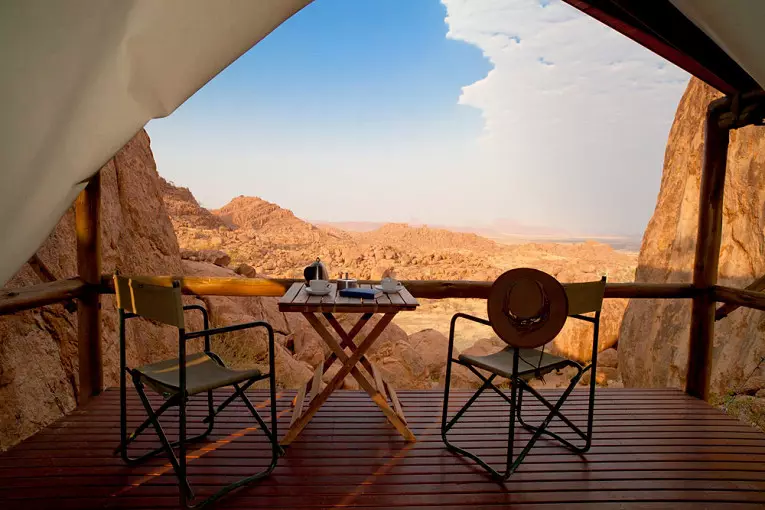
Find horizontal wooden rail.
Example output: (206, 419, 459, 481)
(97, 276, 493, 299)
(97, 275, 698, 301)
(715, 274, 765, 320)
(0, 278, 86, 315)
(713, 285, 765, 314)
(99, 275, 298, 297)
(603, 282, 699, 299)
(0, 278, 709, 317)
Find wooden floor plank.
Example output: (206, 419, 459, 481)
(0, 388, 763, 509)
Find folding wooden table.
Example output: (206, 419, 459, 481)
(278, 282, 419, 445)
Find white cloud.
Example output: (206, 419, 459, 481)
(441, 0, 689, 235)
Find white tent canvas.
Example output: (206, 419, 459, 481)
(0, 0, 310, 285)
(671, 0, 765, 91)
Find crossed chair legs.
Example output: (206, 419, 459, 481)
(116, 367, 282, 508)
(441, 345, 597, 480)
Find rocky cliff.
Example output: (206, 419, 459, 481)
(0, 130, 184, 450)
(0, 131, 317, 451)
(619, 78, 765, 395)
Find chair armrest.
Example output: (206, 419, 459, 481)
(183, 304, 210, 328)
(187, 321, 277, 375)
(450, 312, 491, 330)
(185, 320, 274, 340)
(447, 313, 492, 361)
(183, 304, 212, 350)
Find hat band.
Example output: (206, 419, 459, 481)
(504, 281, 551, 333)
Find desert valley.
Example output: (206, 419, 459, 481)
(160, 175, 636, 395)
(162, 176, 637, 357)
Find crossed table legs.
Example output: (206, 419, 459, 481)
(280, 312, 416, 445)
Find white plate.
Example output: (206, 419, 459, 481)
(305, 286, 332, 296)
(374, 284, 403, 294)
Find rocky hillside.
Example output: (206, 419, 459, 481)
(0, 132, 316, 450)
(169, 182, 636, 284)
(160, 177, 227, 230)
(162, 180, 638, 363)
(0, 131, 187, 450)
(620, 77, 765, 399)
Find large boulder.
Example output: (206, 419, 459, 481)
(234, 263, 258, 278)
(322, 363, 360, 390)
(441, 337, 507, 389)
(330, 314, 430, 389)
(180, 249, 231, 267)
(372, 340, 429, 390)
(292, 326, 330, 367)
(181, 260, 314, 388)
(619, 77, 765, 394)
(598, 348, 619, 369)
(409, 329, 454, 381)
(547, 299, 627, 362)
(335, 314, 409, 356)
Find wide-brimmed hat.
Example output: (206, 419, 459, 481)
(487, 268, 568, 349)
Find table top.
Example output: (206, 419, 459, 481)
(278, 282, 419, 313)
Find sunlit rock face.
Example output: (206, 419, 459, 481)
(0, 131, 315, 451)
(620, 78, 765, 395)
(0, 130, 183, 450)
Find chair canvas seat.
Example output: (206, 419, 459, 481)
(459, 347, 574, 381)
(137, 352, 263, 396)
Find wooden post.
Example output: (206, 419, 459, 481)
(687, 106, 729, 400)
(75, 171, 102, 404)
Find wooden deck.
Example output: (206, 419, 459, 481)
(0, 388, 764, 509)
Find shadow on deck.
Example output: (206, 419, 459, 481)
(0, 388, 764, 509)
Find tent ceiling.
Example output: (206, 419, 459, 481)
(564, 0, 762, 95)
(671, 0, 765, 95)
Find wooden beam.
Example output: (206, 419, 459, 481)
(603, 282, 698, 299)
(715, 273, 765, 320)
(0, 278, 87, 315)
(97, 276, 494, 299)
(99, 274, 297, 297)
(400, 280, 490, 299)
(713, 285, 765, 314)
(75, 172, 102, 404)
(27, 254, 57, 282)
(98, 275, 695, 301)
(687, 104, 729, 401)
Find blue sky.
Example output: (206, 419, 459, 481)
(148, 0, 688, 236)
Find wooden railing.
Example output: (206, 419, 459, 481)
(0, 278, 86, 315)
(2, 269, 764, 406)
(1, 277, 703, 316)
(0, 274, 749, 404)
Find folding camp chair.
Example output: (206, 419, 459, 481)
(441, 268, 606, 480)
(113, 275, 281, 508)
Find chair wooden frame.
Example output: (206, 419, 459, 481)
(441, 275, 606, 480)
(114, 277, 281, 508)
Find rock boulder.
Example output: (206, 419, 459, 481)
(619, 77, 765, 394)
(0, 130, 182, 450)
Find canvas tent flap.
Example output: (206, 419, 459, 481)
(670, 0, 765, 93)
(0, 0, 310, 285)
(563, 0, 762, 95)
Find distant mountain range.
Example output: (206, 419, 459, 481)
(312, 219, 642, 251)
